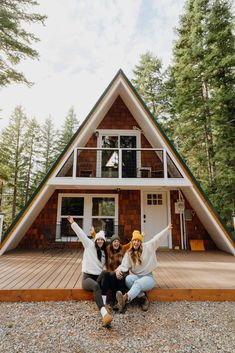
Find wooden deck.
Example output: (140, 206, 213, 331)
(0, 250, 234, 302)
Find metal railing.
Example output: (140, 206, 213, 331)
(57, 148, 182, 178)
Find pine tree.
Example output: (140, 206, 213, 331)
(0, 106, 27, 221)
(169, 0, 217, 190)
(56, 107, 79, 154)
(20, 118, 41, 205)
(205, 0, 235, 225)
(0, 0, 46, 86)
(132, 52, 163, 117)
(161, 0, 235, 226)
(37, 117, 58, 180)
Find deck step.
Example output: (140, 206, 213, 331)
(0, 288, 234, 302)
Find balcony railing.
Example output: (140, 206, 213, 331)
(57, 148, 183, 179)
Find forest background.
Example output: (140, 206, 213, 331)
(0, 0, 234, 237)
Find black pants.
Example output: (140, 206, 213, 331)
(98, 271, 126, 300)
(82, 273, 104, 310)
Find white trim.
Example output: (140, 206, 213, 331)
(142, 189, 171, 248)
(49, 177, 191, 188)
(167, 189, 172, 249)
(56, 193, 119, 241)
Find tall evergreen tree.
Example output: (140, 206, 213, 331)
(205, 0, 235, 225)
(0, 0, 46, 86)
(161, 0, 235, 225)
(56, 107, 79, 153)
(0, 106, 27, 221)
(132, 52, 163, 117)
(20, 118, 41, 205)
(37, 117, 58, 180)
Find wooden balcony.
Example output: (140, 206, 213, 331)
(0, 250, 234, 302)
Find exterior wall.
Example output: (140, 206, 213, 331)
(97, 96, 140, 130)
(170, 190, 217, 250)
(18, 189, 141, 249)
(18, 188, 216, 250)
(119, 190, 141, 242)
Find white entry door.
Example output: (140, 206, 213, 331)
(142, 191, 169, 247)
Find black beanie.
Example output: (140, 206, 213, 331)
(110, 234, 121, 244)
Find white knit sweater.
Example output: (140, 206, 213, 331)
(71, 222, 105, 275)
(117, 226, 169, 276)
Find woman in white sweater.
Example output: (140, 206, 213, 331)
(67, 216, 112, 327)
(115, 224, 172, 312)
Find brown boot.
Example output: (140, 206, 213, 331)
(102, 312, 112, 327)
(139, 294, 150, 311)
(116, 291, 128, 313)
(105, 304, 111, 314)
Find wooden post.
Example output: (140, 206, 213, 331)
(0, 212, 5, 243)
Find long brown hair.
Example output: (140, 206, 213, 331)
(129, 243, 143, 265)
(107, 243, 123, 271)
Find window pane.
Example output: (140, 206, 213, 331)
(92, 198, 115, 216)
(61, 197, 84, 216)
(101, 150, 119, 178)
(59, 218, 83, 238)
(102, 136, 118, 148)
(92, 218, 114, 238)
(120, 136, 136, 148)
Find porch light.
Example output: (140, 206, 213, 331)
(94, 130, 99, 138)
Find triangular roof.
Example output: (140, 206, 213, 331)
(1, 69, 234, 255)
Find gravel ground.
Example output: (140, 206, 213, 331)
(0, 300, 234, 353)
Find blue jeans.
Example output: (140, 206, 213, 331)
(125, 273, 155, 301)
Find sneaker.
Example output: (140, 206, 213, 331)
(102, 313, 112, 327)
(116, 291, 128, 313)
(139, 294, 150, 311)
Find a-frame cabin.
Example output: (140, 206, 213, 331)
(0, 70, 234, 256)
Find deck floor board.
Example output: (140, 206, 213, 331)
(0, 250, 234, 299)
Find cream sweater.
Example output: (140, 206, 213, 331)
(117, 226, 169, 276)
(71, 222, 105, 275)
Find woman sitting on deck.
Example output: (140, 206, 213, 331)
(97, 233, 130, 308)
(115, 224, 172, 312)
(67, 216, 112, 327)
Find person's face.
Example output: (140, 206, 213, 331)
(132, 239, 141, 250)
(112, 239, 120, 250)
(96, 238, 104, 248)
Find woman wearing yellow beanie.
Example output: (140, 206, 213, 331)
(115, 224, 172, 312)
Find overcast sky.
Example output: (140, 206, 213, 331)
(0, 0, 185, 131)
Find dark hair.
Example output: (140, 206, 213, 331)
(95, 240, 107, 263)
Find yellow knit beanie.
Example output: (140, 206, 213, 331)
(131, 230, 143, 242)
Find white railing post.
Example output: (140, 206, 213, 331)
(0, 212, 5, 244)
(72, 148, 78, 178)
(163, 149, 167, 179)
(119, 149, 122, 178)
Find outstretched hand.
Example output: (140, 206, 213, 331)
(168, 223, 173, 230)
(67, 216, 74, 224)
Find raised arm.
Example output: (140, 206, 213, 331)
(67, 216, 92, 248)
(147, 224, 172, 250)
